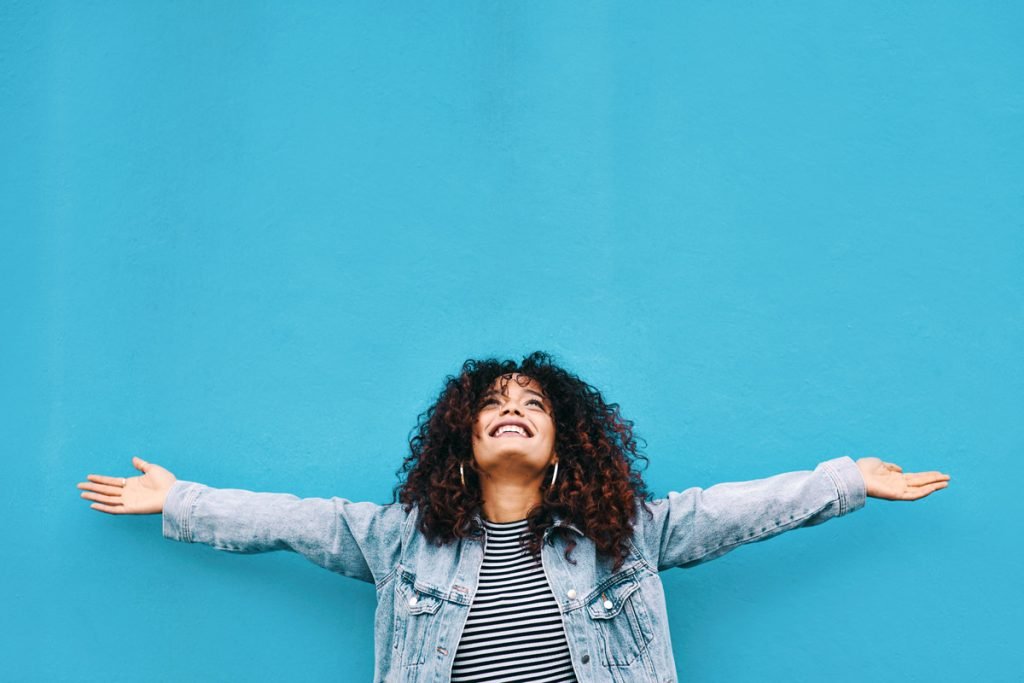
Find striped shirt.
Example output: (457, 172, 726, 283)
(451, 518, 578, 683)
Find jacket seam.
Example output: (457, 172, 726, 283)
(180, 484, 202, 543)
(376, 566, 398, 590)
(375, 504, 414, 589)
(401, 504, 416, 553)
(628, 537, 658, 575)
(329, 497, 342, 573)
(820, 461, 848, 516)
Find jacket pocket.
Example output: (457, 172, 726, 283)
(394, 572, 446, 668)
(586, 572, 656, 667)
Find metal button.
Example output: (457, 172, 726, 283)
(408, 596, 418, 607)
(603, 599, 613, 610)
(581, 654, 590, 664)
(566, 589, 577, 599)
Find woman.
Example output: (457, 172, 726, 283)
(77, 351, 950, 682)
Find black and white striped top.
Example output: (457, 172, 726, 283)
(451, 518, 578, 683)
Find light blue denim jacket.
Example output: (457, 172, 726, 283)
(163, 456, 866, 682)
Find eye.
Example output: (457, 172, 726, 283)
(527, 399, 546, 408)
(481, 398, 499, 407)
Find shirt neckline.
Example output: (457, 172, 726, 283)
(482, 517, 529, 527)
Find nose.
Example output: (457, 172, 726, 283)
(501, 403, 524, 416)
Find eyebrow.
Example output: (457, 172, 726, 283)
(483, 389, 550, 403)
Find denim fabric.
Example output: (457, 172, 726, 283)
(163, 456, 866, 682)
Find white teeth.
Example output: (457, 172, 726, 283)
(496, 425, 527, 436)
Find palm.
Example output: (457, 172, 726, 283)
(856, 457, 950, 501)
(77, 457, 177, 514)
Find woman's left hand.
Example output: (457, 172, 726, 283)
(856, 457, 951, 500)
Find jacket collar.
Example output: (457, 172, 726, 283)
(470, 509, 583, 537)
(551, 512, 584, 536)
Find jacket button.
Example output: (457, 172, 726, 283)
(566, 589, 577, 599)
(603, 599, 613, 610)
(581, 654, 590, 664)
(408, 596, 418, 607)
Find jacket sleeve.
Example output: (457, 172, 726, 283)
(635, 456, 867, 571)
(161, 481, 410, 585)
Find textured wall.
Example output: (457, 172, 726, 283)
(2, 2, 1020, 681)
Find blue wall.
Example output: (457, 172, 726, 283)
(3, 2, 1020, 681)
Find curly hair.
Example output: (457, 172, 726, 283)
(392, 351, 652, 572)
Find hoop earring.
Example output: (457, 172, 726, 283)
(460, 463, 466, 488)
(550, 460, 559, 487)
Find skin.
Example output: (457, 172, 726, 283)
(77, 380, 952, 515)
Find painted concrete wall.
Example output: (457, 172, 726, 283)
(2, 2, 1020, 681)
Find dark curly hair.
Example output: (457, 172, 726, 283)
(392, 351, 652, 572)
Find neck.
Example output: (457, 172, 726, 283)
(479, 475, 543, 522)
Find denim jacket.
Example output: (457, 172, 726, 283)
(163, 456, 866, 682)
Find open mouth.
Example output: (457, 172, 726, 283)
(489, 420, 533, 438)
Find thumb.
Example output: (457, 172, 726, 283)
(133, 456, 151, 474)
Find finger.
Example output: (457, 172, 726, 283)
(87, 474, 126, 487)
(81, 491, 122, 505)
(904, 480, 949, 500)
(905, 471, 951, 486)
(77, 481, 122, 496)
(133, 456, 150, 473)
(885, 462, 903, 473)
(90, 502, 125, 514)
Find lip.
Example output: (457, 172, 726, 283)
(489, 419, 533, 438)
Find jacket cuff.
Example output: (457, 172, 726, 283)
(162, 480, 204, 543)
(818, 456, 867, 516)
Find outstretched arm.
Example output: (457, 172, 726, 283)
(636, 456, 950, 572)
(76, 457, 410, 585)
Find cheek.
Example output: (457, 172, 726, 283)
(542, 420, 557, 444)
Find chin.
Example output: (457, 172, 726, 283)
(477, 450, 545, 469)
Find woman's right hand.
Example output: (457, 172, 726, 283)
(77, 456, 177, 514)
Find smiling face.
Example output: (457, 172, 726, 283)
(471, 374, 557, 480)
